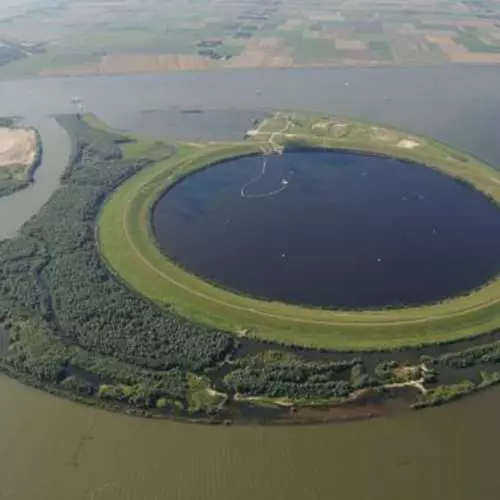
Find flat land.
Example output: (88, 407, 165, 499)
(2, 0, 500, 77)
(98, 112, 500, 350)
(0, 127, 37, 168)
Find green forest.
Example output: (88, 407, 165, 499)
(0, 116, 232, 415)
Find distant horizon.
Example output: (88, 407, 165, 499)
(1, 0, 500, 79)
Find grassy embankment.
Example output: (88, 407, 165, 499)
(98, 111, 500, 351)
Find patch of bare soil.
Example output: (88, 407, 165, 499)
(370, 126, 400, 143)
(288, 392, 386, 424)
(40, 53, 214, 76)
(289, 404, 383, 424)
(101, 53, 214, 72)
(225, 38, 293, 68)
(397, 138, 421, 149)
(0, 127, 37, 168)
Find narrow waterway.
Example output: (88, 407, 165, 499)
(0, 115, 70, 239)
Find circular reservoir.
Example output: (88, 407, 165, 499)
(152, 149, 500, 309)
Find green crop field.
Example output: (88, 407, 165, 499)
(2, 0, 500, 77)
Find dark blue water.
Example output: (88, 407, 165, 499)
(153, 150, 500, 309)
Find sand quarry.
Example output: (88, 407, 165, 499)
(0, 127, 38, 168)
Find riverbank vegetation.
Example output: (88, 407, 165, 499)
(1, 112, 500, 421)
(0, 115, 234, 417)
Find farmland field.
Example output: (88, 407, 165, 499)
(1, 0, 500, 77)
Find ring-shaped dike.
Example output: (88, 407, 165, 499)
(98, 115, 500, 351)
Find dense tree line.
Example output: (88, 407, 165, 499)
(3, 116, 233, 372)
(3, 318, 187, 411)
(438, 341, 500, 368)
(0, 116, 234, 413)
(224, 351, 367, 400)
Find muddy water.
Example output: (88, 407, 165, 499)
(0, 375, 498, 500)
(1, 67, 500, 499)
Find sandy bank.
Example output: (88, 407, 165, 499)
(0, 127, 38, 168)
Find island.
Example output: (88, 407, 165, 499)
(1, 111, 500, 424)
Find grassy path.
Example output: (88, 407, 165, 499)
(121, 155, 500, 328)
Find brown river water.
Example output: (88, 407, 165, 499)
(1, 66, 500, 499)
(1, 375, 499, 500)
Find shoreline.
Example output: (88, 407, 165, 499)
(2, 60, 500, 83)
(99, 112, 500, 351)
(2, 112, 500, 424)
(0, 359, 411, 426)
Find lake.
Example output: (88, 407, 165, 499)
(1, 66, 500, 499)
(154, 149, 500, 308)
